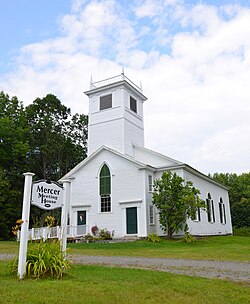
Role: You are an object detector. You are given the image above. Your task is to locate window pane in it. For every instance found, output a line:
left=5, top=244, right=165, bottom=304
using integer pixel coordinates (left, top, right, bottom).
left=211, top=200, right=215, bottom=222
left=100, top=164, right=111, bottom=195
left=219, top=203, right=223, bottom=223
left=206, top=199, right=211, bottom=222
left=100, top=94, right=112, bottom=110
left=148, top=175, right=153, bottom=192
left=149, top=205, right=154, bottom=224
left=101, top=195, right=111, bottom=212
left=223, top=204, right=226, bottom=224
left=130, top=96, right=137, bottom=113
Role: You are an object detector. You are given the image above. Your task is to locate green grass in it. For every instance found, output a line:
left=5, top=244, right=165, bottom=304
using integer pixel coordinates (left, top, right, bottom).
left=1, top=236, right=250, bottom=261
left=0, top=261, right=249, bottom=304
left=0, top=241, right=19, bottom=254
left=68, top=236, right=250, bottom=261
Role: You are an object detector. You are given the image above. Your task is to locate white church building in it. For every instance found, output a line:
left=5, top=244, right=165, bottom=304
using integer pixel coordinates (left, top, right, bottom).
left=59, top=73, right=232, bottom=238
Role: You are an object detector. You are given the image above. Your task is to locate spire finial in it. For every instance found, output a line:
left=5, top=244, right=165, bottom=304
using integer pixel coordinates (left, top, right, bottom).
left=121, top=66, right=125, bottom=75
left=89, top=75, right=93, bottom=89
left=140, top=80, right=143, bottom=92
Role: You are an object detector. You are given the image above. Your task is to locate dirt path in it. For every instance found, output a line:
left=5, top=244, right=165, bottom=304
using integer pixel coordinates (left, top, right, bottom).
left=1, top=253, right=249, bottom=282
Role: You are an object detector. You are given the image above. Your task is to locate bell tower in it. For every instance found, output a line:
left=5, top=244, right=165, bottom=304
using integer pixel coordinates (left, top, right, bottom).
left=85, top=73, right=147, bottom=157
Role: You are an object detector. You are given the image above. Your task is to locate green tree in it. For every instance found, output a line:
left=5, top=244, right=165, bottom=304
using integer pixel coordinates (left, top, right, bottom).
left=0, top=92, right=29, bottom=239
left=153, top=171, right=205, bottom=238
left=25, top=94, right=88, bottom=181
left=231, top=198, right=250, bottom=228
left=0, top=92, right=88, bottom=239
left=211, top=172, right=250, bottom=227
left=25, top=94, right=88, bottom=227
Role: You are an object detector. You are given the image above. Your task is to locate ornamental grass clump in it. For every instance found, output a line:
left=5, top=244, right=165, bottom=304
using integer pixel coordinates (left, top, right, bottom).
left=11, top=240, right=71, bottom=279
left=146, top=233, right=161, bottom=243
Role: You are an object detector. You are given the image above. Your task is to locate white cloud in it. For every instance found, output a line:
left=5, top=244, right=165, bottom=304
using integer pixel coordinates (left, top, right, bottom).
left=1, top=0, right=250, bottom=174
left=135, top=0, right=162, bottom=18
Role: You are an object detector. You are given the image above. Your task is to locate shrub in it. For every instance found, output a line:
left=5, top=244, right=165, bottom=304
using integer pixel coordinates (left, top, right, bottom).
left=11, top=240, right=71, bottom=279
left=233, top=227, right=250, bottom=237
left=147, top=233, right=161, bottom=243
left=99, top=228, right=114, bottom=240
left=85, top=233, right=94, bottom=242
left=182, top=231, right=195, bottom=243
left=182, top=224, right=195, bottom=243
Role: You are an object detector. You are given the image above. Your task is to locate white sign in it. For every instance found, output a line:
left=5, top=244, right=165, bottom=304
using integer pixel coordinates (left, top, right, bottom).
left=32, top=180, right=63, bottom=210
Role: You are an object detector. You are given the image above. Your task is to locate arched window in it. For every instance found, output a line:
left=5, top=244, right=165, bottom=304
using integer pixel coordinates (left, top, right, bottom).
left=206, top=193, right=215, bottom=223
left=219, top=198, right=226, bottom=224
left=99, top=164, right=111, bottom=212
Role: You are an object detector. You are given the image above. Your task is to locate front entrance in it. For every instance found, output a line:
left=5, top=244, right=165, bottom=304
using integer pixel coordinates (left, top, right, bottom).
left=77, top=211, right=86, bottom=235
left=126, top=207, right=138, bottom=234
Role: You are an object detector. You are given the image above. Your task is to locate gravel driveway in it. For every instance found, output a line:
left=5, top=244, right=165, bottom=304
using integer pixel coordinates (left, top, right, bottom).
left=71, top=255, right=250, bottom=282
left=1, top=253, right=249, bottom=282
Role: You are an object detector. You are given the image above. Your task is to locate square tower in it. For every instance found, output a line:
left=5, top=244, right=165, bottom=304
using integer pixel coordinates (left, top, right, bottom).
left=85, top=73, right=147, bottom=156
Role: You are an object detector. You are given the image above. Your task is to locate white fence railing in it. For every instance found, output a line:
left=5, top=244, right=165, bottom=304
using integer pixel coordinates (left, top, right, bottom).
left=91, top=74, right=142, bottom=92
left=17, top=225, right=88, bottom=241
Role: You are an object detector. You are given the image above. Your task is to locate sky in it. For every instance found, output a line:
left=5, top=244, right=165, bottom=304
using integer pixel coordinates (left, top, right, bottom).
left=0, top=0, right=250, bottom=174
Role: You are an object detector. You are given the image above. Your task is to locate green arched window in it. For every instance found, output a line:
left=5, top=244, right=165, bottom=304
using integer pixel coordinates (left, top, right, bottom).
left=99, top=164, right=111, bottom=212
left=219, top=198, right=226, bottom=224
left=100, top=164, right=111, bottom=195
left=206, top=193, right=215, bottom=223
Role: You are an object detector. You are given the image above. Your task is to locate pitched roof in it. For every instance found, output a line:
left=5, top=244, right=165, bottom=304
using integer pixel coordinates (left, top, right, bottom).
left=59, top=144, right=228, bottom=190
left=133, top=144, right=182, bottom=166
left=58, top=145, right=147, bottom=182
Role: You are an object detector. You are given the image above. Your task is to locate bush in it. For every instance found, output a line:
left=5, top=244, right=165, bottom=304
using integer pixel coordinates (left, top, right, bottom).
left=147, top=233, right=161, bottom=243
left=11, top=240, right=71, bottom=279
left=181, top=224, right=195, bottom=243
left=99, top=228, right=114, bottom=240
left=233, top=227, right=250, bottom=237
left=84, top=233, right=94, bottom=242
left=182, top=231, right=195, bottom=243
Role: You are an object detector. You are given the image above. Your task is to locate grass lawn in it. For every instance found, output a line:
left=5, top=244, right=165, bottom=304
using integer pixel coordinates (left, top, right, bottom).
left=0, top=261, right=249, bottom=304
left=68, top=236, right=250, bottom=261
left=0, top=241, right=19, bottom=254
left=1, top=236, right=250, bottom=261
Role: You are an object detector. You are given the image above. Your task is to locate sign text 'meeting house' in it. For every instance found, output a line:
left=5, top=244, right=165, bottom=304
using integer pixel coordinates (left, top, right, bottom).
left=31, top=180, right=63, bottom=210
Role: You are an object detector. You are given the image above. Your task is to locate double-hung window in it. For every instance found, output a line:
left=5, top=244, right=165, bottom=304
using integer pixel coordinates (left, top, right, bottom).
left=149, top=205, right=155, bottom=225
left=148, top=175, right=153, bottom=192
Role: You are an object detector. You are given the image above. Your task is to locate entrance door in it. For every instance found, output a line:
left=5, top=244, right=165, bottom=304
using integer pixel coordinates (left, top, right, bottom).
left=126, top=207, right=138, bottom=234
left=77, top=211, right=86, bottom=235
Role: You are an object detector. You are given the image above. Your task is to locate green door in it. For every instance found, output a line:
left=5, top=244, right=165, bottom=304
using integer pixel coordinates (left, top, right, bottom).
left=126, top=207, right=138, bottom=234
left=77, top=211, right=86, bottom=226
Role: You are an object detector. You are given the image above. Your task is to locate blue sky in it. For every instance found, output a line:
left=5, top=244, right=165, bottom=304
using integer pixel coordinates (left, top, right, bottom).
left=0, top=0, right=71, bottom=72
left=1, top=0, right=250, bottom=174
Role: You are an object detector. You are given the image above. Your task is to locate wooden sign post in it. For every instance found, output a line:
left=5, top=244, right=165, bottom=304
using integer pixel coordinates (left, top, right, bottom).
left=18, top=175, right=69, bottom=279
left=18, top=172, right=35, bottom=279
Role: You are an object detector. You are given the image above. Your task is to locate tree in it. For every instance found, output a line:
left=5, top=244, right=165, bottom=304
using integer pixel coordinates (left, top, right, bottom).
left=211, top=172, right=250, bottom=227
left=0, top=92, right=29, bottom=240
left=25, top=94, right=88, bottom=180
left=0, top=92, right=88, bottom=239
left=231, top=198, right=250, bottom=228
left=153, top=171, right=205, bottom=238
